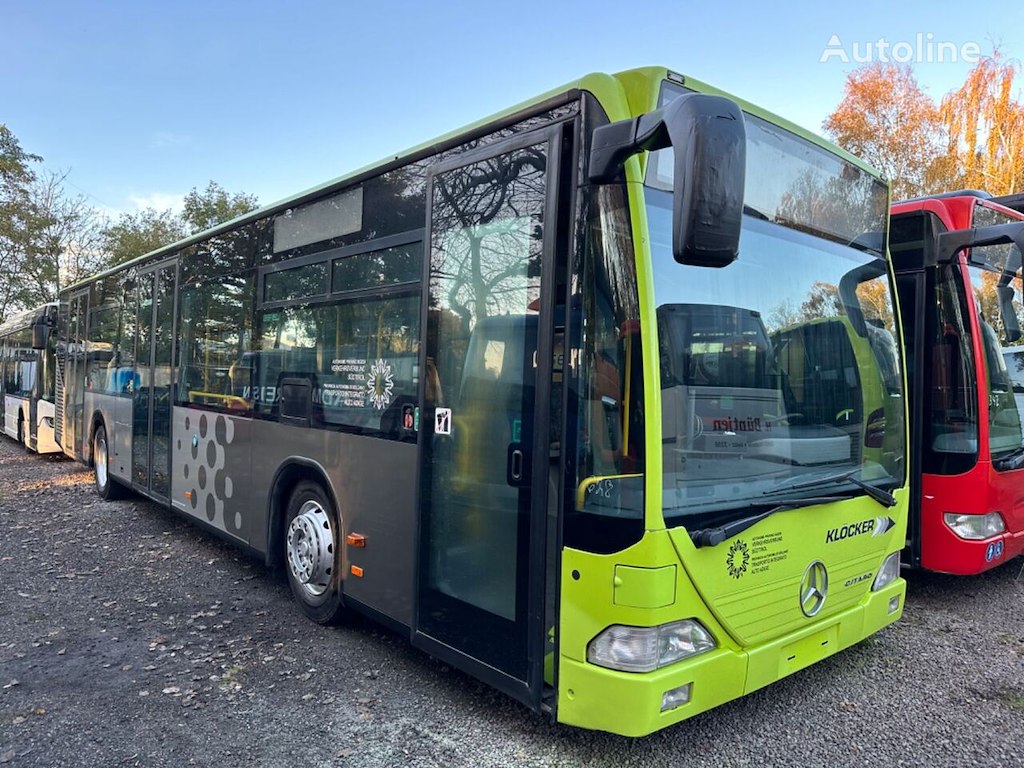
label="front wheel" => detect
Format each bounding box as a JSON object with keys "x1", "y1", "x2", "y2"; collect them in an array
[
  {"x1": 284, "y1": 481, "x2": 345, "y2": 624},
  {"x1": 94, "y1": 425, "x2": 127, "y2": 500}
]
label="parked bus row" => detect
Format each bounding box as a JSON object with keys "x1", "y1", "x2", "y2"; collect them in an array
[{"x1": 4, "y1": 67, "x2": 1023, "y2": 737}]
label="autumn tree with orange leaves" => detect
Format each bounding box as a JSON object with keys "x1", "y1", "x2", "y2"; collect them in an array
[
  {"x1": 823, "y1": 62, "x2": 944, "y2": 200},
  {"x1": 824, "y1": 52, "x2": 1024, "y2": 198},
  {"x1": 941, "y1": 55, "x2": 1024, "y2": 194}
]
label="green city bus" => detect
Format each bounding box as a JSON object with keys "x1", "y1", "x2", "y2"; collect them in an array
[{"x1": 57, "y1": 67, "x2": 907, "y2": 736}]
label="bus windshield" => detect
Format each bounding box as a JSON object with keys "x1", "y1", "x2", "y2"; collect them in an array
[{"x1": 646, "y1": 98, "x2": 902, "y2": 526}]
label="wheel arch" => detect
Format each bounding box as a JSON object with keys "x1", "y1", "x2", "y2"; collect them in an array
[
  {"x1": 16, "y1": 405, "x2": 28, "y2": 449},
  {"x1": 264, "y1": 458, "x2": 344, "y2": 569},
  {"x1": 86, "y1": 409, "x2": 108, "y2": 466}
]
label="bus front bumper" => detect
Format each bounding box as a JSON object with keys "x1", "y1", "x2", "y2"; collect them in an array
[{"x1": 556, "y1": 578, "x2": 905, "y2": 737}]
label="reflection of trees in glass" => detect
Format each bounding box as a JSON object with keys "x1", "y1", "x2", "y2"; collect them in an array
[
  {"x1": 180, "y1": 274, "x2": 252, "y2": 399},
  {"x1": 264, "y1": 262, "x2": 327, "y2": 303},
  {"x1": 260, "y1": 298, "x2": 417, "y2": 360},
  {"x1": 774, "y1": 167, "x2": 886, "y2": 248},
  {"x1": 766, "y1": 281, "x2": 845, "y2": 330},
  {"x1": 972, "y1": 267, "x2": 1023, "y2": 345},
  {"x1": 1005, "y1": 347, "x2": 1024, "y2": 392},
  {"x1": 974, "y1": 269, "x2": 1001, "y2": 337},
  {"x1": 769, "y1": 277, "x2": 893, "y2": 331},
  {"x1": 798, "y1": 281, "x2": 843, "y2": 321},
  {"x1": 855, "y1": 280, "x2": 894, "y2": 328},
  {"x1": 430, "y1": 146, "x2": 547, "y2": 330},
  {"x1": 332, "y1": 243, "x2": 423, "y2": 292}
]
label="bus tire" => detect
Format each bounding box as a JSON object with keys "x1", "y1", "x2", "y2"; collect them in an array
[
  {"x1": 17, "y1": 417, "x2": 29, "y2": 452},
  {"x1": 93, "y1": 424, "x2": 127, "y2": 500},
  {"x1": 284, "y1": 480, "x2": 344, "y2": 624}
]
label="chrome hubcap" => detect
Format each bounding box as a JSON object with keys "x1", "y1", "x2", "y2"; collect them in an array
[
  {"x1": 95, "y1": 434, "x2": 108, "y2": 488},
  {"x1": 286, "y1": 500, "x2": 334, "y2": 598}
]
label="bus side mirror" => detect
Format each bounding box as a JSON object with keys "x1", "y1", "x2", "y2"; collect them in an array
[
  {"x1": 838, "y1": 259, "x2": 888, "y2": 338},
  {"x1": 935, "y1": 222, "x2": 1024, "y2": 265},
  {"x1": 32, "y1": 321, "x2": 51, "y2": 350},
  {"x1": 938, "y1": 223, "x2": 1024, "y2": 344},
  {"x1": 998, "y1": 284, "x2": 1022, "y2": 343},
  {"x1": 589, "y1": 93, "x2": 746, "y2": 268}
]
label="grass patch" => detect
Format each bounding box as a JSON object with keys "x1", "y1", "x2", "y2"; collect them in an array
[{"x1": 996, "y1": 686, "x2": 1024, "y2": 711}]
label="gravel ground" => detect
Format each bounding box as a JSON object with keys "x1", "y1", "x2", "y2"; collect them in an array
[{"x1": 1, "y1": 438, "x2": 1023, "y2": 768}]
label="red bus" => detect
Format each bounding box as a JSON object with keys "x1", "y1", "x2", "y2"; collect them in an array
[{"x1": 891, "y1": 191, "x2": 1024, "y2": 574}]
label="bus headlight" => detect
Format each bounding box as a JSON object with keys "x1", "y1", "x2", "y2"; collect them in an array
[
  {"x1": 871, "y1": 552, "x2": 900, "y2": 591},
  {"x1": 943, "y1": 512, "x2": 1005, "y2": 540},
  {"x1": 587, "y1": 619, "x2": 715, "y2": 673},
  {"x1": 42, "y1": 417, "x2": 54, "y2": 428}
]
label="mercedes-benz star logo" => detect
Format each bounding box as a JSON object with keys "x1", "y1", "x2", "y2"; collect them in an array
[{"x1": 799, "y1": 560, "x2": 829, "y2": 617}]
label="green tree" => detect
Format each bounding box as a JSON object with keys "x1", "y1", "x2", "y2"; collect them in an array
[
  {"x1": 0, "y1": 124, "x2": 41, "y2": 317},
  {"x1": 99, "y1": 207, "x2": 188, "y2": 268},
  {"x1": 22, "y1": 170, "x2": 108, "y2": 300},
  {"x1": 99, "y1": 181, "x2": 259, "y2": 268},
  {"x1": 182, "y1": 181, "x2": 259, "y2": 234}
]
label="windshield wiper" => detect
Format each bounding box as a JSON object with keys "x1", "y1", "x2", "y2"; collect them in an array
[
  {"x1": 689, "y1": 495, "x2": 848, "y2": 548},
  {"x1": 994, "y1": 445, "x2": 1024, "y2": 471},
  {"x1": 743, "y1": 204, "x2": 770, "y2": 221},
  {"x1": 763, "y1": 468, "x2": 897, "y2": 508}
]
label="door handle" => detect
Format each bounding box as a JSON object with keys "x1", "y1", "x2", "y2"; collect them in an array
[
  {"x1": 510, "y1": 448, "x2": 524, "y2": 482},
  {"x1": 507, "y1": 444, "x2": 530, "y2": 486}
]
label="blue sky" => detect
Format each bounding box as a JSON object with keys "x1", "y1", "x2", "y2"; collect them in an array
[{"x1": 5, "y1": 1, "x2": 1023, "y2": 216}]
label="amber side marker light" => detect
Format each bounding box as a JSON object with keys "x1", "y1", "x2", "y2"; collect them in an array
[{"x1": 346, "y1": 533, "x2": 366, "y2": 548}]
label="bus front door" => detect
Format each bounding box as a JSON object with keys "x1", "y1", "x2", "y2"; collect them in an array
[
  {"x1": 132, "y1": 260, "x2": 177, "y2": 500},
  {"x1": 63, "y1": 290, "x2": 89, "y2": 457},
  {"x1": 415, "y1": 129, "x2": 562, "y2": 708}
]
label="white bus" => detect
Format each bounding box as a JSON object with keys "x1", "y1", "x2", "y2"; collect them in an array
[{"x1": 0, "y1": 302, "x2": 60, "y2": 453}]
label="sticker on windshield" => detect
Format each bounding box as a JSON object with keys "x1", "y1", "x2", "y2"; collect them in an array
[{"x1": 435, "y1": 408, "x2": 452, "y2": 435}]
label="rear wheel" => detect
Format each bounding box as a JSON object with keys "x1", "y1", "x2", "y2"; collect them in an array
[
  {"x1": 284, "y1": 480, "x2": 344, "y2": 624},
  {"x1": 93, "y1": 424, "x2": 127, "y2": 500},
  {"x1": 17, "y1": 417, "x2": 29, "y2": 452}
]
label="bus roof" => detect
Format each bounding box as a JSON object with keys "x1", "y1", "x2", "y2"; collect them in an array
[
  {"x1": 64, "y1": 66, "x2": 886, "y2": 293},
  {"x1": 0, "y1": 302, "x2": 58, "y2": 336},
  {"x1": 892, "y1": 192, "x2": 1024, "y2": 227}
]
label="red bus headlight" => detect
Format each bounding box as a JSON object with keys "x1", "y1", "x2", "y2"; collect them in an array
[{"x1": 943, "y1": 512, "x2": 1006, "y2": 540}]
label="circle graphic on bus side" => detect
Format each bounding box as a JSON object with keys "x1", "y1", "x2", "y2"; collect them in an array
[{"x1": 177, "y1": 411, "x2": 236, "y2": 533}]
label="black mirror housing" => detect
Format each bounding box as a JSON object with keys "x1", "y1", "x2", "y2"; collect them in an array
[
  {"x1": 934, "y1": 222, "x2": 1024, "y2": 266},
  {"x1": 31, "y1": 321, "x2": 50, "y2": 350},
  {"x1": 589, "y1": 93, "x2": 746, "y2": 268},
  {"x1": 996, "y1": 285, "x2": 1022, "y2": 343}
]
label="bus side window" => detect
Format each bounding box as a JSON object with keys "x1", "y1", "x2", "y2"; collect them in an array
[{"x1": 931, "y1": 330, "x2": 960, "y2": 414}]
